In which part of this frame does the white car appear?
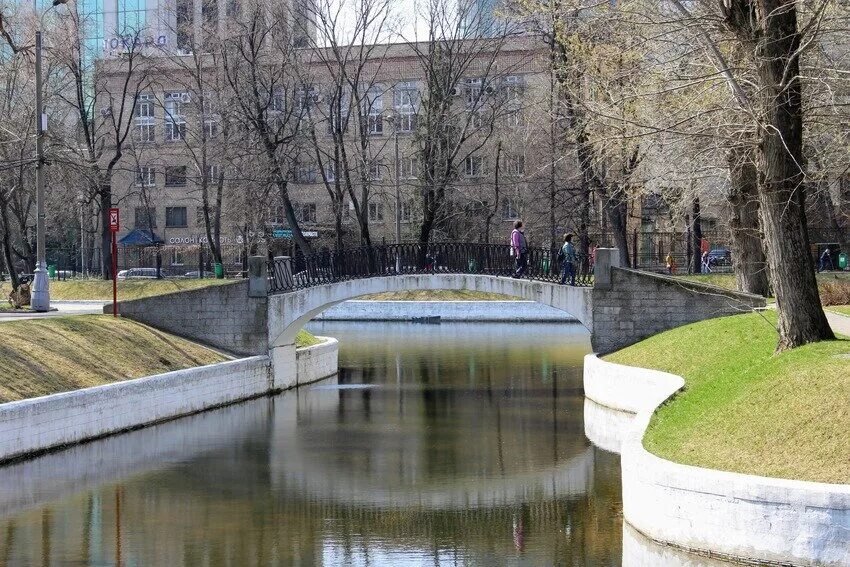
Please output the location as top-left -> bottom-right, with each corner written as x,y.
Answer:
116,268 -> 159,279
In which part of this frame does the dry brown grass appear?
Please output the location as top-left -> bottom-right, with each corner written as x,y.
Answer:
0,316 -> 226,403
819,276 -> 850,307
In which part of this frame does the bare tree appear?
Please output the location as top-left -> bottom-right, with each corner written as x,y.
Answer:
220,0 -> 314,256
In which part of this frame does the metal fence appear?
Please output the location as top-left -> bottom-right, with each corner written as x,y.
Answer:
268,242 -> 593,294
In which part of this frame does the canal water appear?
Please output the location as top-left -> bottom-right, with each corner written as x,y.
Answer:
0,322 -> 732,566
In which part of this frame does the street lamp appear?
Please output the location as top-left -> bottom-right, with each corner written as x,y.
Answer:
30,0 -> 68,311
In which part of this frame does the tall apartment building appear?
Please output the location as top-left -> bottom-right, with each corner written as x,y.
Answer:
98,35 -> 602,271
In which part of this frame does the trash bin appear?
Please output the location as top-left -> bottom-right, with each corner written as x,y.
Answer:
839,252 -> 848,270
214,263 -> 224,279
542,257 -> 550,273
467,258 -> 477,272
48,265 -> 56,278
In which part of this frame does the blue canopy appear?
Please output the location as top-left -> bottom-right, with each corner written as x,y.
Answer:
118,229 -> 164,247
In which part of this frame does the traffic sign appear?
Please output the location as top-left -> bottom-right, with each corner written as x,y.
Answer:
109,208 -> 120,233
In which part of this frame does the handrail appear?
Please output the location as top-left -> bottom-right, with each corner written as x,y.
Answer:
268,242 -> 593,294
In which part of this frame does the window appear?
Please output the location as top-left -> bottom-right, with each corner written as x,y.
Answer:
295,163 -> 317,183
135,93 -> 155,142
365,85 -> 383,135
295,203 -> 317,223
204,117 -> 219,138
136,166 -> 155,187
465,78 -> 482,108
368,160 -> 382,181
469,111 -> 482,129
393,82 -> 418,133
400,155 -> 419,179
165,166 -> 187,187
171,248 -> 185,266
368,202 -> 384,222
501,198 -> 519,220
203,164 -> 220,184
164,92 -> 189,141
506,109 -> 523,128
400,200 -> 413,223
165,206 -> 188,228
325,162 -> 336,182
465,155 -> 487,178
269,89 -> 284,112
506,155 -> 525,176
502,75 -> 523,107
134,207 -> 156,229
269,206 -> 286,225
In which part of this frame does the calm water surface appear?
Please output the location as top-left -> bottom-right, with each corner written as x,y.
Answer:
0,322 -> 732,566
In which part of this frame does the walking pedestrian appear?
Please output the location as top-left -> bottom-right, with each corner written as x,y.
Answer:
559,233 -> 577,286
510,220 -> 528,278
666,253 -> 676,275
701,250 -> 712,273
818,248 -> 833,272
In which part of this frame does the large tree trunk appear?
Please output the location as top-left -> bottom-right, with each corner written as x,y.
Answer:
752,0 -> 832,349
602,186 -> 631,268
727,148 -> 770,296
692,198 -> 703,274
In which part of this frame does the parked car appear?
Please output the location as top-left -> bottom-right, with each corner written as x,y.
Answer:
707,248 -> 732,268
117,268 -> 160,279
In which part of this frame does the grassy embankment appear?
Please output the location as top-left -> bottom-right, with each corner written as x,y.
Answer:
0,316 -> 226,403
828,305 -> 850,317
0,316 -> 321,403
606,312 -> 849,484
45,278 -> 234,301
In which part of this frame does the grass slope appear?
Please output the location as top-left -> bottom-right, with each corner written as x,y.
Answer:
43,278 -> 233,301
607,312 -> 849,484
295,330 -> 322,348
0,315 -> 226,403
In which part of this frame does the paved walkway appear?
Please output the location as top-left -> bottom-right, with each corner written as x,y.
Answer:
0,301 -> 107,322
826,310 -> 850,338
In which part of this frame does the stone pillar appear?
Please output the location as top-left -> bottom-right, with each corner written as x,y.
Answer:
269,343 -> 297,391
594,248 -> 620,290
248,256 -> 267,298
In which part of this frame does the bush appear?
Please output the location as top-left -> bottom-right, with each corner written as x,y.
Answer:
819,278 -> 850,306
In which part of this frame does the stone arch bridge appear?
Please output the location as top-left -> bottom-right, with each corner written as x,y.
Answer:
112,244 -> 765,382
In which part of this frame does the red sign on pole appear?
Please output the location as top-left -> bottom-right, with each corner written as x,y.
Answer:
109,208 -> 120,233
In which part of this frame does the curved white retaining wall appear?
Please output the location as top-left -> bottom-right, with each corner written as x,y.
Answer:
584,355 -> 850,566
315,300 -> 577,322
295,337 -> 339,386
0,339 -> 340,463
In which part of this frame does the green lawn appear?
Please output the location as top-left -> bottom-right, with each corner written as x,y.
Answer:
0,315 -> 226,403
606,312 -> 849,484
828,305 -> 850,317
296,329 -> 322,348
41,278 -> 234,301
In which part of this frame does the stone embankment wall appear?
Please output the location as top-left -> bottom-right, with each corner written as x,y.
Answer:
107,280 -> 268,356
0,339 -> 339,463
583,354 -> 850,566
315,300 -> 576,322
590,267 -> 766,353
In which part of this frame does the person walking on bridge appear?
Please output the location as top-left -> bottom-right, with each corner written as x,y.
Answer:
559,233 -> 577,286
511,220 -> 528,278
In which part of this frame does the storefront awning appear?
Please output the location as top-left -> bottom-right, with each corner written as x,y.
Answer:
118,229 -> 165,247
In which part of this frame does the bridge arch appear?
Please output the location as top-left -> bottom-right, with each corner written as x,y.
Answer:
267,274 -> 594,350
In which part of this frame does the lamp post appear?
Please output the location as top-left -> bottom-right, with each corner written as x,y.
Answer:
30,0 -> 68,311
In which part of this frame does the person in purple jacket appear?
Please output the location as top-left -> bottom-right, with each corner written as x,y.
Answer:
510,220 -> 528,278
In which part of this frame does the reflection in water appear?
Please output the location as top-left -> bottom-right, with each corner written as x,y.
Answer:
0,321 -> 722,565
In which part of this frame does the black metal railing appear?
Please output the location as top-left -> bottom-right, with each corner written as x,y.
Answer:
268,242 -> 593,294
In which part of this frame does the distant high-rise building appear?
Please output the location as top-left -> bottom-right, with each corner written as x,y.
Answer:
462,0 -> 499,37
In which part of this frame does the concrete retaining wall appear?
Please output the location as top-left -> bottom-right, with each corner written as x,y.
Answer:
295,337 -> 339,387
0,338 -> 341,463
109,280 -> 268,356
591,268 -> 766,353
0,356 -> 271,463
584,355 -> 850,566
315,300 -> 576,322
